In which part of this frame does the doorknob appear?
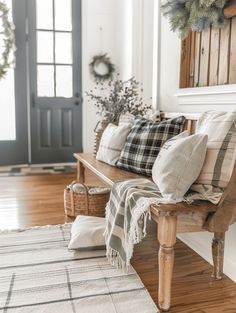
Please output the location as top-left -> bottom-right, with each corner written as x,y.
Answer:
74,92 -> 83,105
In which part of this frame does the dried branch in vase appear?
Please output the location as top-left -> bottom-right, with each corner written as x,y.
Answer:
85,74 -> 152,123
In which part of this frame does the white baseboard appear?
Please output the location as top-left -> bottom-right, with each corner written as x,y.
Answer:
178,233 -> 236,283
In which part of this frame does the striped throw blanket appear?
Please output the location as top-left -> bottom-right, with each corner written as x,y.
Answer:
104,179 -> 171,270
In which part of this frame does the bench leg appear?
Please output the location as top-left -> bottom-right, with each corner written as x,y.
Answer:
212,232 -> 225,280
158,216 -> 177,312
77,161 -> 85,183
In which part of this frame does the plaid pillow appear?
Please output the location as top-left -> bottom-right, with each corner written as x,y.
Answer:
116,116 -> 186,176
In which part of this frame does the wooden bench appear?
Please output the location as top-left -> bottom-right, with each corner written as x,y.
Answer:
74,112 -> 236,312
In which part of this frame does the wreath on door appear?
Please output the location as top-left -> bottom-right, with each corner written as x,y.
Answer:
0,1 -> 16,80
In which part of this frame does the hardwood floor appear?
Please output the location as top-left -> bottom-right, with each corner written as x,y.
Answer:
0,169 -> 236,312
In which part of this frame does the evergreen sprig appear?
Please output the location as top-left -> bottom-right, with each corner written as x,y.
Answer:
0,1 -> 16,80
161,0 -> 229,38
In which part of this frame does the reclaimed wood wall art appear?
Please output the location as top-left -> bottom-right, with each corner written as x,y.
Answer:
180,16 -> 236,88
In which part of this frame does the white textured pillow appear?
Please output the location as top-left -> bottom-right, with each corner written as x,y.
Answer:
68,216 -> 106,250
96,123 -> 132,166
152,131 -> 208,201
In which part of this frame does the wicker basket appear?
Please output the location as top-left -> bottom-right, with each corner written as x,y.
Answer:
93,120 -> 110,156
64,181 -> 110,218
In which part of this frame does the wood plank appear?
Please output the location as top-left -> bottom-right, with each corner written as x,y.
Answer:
179,35 -> 191,88
73,153 -> 147,186
218,21 -> 231,85
189,32 -> 196,87
209,27 -> 220,86
199,28 -> 211,87
224,0 -> 236,18
229,17 -> 236,83
150,202 -> 217,217
194,32 -> 201,87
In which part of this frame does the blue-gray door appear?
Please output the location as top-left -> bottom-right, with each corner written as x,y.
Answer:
28,0 -> 82,164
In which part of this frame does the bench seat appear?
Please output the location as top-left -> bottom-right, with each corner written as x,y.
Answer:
74,153 -> 217,222
73,153 -> 147,186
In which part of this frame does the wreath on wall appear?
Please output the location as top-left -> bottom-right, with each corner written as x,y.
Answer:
89,53 -> 115,81
162,0 -> 229,39
0,1 -> 15,80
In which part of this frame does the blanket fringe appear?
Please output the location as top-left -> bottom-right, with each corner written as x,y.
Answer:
106,246 -> 129,272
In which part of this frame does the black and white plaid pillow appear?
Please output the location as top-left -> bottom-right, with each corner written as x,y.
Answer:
116,116 -> 186,176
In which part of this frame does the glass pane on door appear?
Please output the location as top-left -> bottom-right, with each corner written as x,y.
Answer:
37,65 -> 54,97
37,31 -> 54,63
55,33 -> 72,64
56,66 -> 72,97
36,0 -> 53,30
54,0 -> 72,31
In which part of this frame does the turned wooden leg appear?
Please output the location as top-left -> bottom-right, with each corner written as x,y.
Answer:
158,216 -> 177,312
212,232 -> 225,280
77,161 -> 85,183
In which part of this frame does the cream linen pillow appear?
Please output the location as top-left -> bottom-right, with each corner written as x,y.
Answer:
68,216 -> 106,250
192,111 -> 236,188
152,131 -> 208,201
96,123 -> 132,166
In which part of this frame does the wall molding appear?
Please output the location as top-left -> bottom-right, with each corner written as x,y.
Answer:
175,84 -> 236,105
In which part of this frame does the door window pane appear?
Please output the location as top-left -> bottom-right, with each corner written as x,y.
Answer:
37,65 -> 54,97
54,0 -> 72,31
56,66 -> 72,97
37,31 -> 54,63
55,32 -> 72,64
36,0 -> 53,29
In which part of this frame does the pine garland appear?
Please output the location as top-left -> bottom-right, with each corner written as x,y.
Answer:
0,1 -> 16,80
162,0 -> 229,39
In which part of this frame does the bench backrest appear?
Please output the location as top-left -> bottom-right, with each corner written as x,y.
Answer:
161,112 -> 236,232
160,112 -> 198,135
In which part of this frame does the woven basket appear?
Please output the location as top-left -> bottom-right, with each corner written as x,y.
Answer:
93,120 -> 110,156
64,181 -> 110,218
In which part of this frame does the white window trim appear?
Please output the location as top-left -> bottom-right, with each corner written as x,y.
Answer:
175,84 -> 236,105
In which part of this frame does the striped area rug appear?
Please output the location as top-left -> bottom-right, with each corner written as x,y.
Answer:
0,224 -> 159,313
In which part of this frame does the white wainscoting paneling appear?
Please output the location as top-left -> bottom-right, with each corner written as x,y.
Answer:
176,84 -> 236,106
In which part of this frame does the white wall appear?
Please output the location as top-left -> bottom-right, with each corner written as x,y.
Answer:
82,0 -> 155,153
82,0 -> 117,152
158,14 -> 236,282
82,0 -> 134,153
